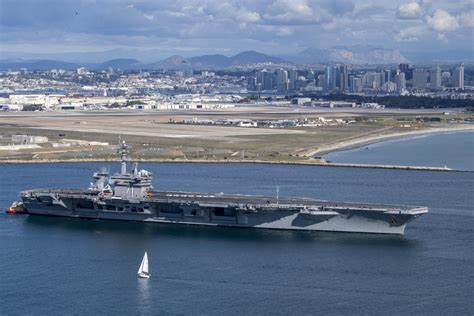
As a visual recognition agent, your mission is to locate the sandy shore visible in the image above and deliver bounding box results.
[308,125,474,157]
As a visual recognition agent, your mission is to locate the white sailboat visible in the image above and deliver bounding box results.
[137,252,150,278]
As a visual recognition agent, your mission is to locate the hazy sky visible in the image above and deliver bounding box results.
[0,0,473,58]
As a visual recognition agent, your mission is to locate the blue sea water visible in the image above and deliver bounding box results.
[1,134,473,315]
[324,131,474,171]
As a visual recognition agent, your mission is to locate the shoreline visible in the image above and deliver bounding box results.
[1,125,472,173]
[309,125,474,157]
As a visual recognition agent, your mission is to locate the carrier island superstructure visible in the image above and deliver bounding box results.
[20,141,428,235]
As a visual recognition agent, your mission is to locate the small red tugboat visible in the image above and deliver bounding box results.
[5,201,28,214]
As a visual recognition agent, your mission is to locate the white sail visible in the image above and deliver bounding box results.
[142,252,149,274]
[138,252,149,275]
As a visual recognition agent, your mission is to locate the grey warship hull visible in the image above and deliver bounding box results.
[21,189,427,235]
[18,141,428,235]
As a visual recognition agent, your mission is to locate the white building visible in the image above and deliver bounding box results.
[430,66,441,90]
[395,72,406,93]
[453,64,464,90]
[238,120,257,127]
[312,101,356,108]
[9,94,64,108]
[361,102,385,109]
[12,135,49,144]
[291,97,311,105]
[76,67,89,75]
[350,77,362,93]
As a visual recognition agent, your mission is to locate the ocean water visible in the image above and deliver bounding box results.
[324,131,474,171]
[1,158,473,313]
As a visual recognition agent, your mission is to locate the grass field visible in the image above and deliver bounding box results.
[0,108,470,163]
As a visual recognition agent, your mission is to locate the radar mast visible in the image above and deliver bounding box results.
[119,140,129,174]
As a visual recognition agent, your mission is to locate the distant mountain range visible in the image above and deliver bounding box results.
[0,58,147,71]
[288,46,409,65]
[0,47,412,71]
[150,51,287,69]
[0,51,289,71]
[96,58,144,70]
[0,59,81,71]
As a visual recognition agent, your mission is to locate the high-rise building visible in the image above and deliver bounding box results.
[348,74,354,91]
[318,74,326,89]
[288,69,298,91]
[441,71,451,85]
[372,73,383,90]
[430,66,441,90]
[377,71,385,89]
[365,72,383,90]
[395,72,406,93]
[398,63,413,80]
[338,65,348,91]
[276,69,289,92]
[413,69,427,89]
[398,63,409,74]
[295,76,308,90]
[384,70,392,83]
[326,66,337,90]
[257,70,265,90]
[453,63,464,89]
[264,72,274,90]
[257,70,275,91]
[350,77,362,93]
[247,77,257,91]
[325,66,331,89]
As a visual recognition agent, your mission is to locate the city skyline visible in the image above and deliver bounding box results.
[0,0,473,62]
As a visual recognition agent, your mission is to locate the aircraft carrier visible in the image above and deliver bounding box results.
[20,141,428,235]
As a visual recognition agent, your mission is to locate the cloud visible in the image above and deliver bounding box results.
[322,0,355,16]
[0,0,473,59]
[397,2,423,19]
[458,10,474,28]
[425,9,459,33]
[236,10,261,24]
[395,4,473,42]
[275,0,312,15]
[395,25,425,41]
[262,0,325,25]
[276,26,294,36]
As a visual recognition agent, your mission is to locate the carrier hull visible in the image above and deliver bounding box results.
[21,190,427,235]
